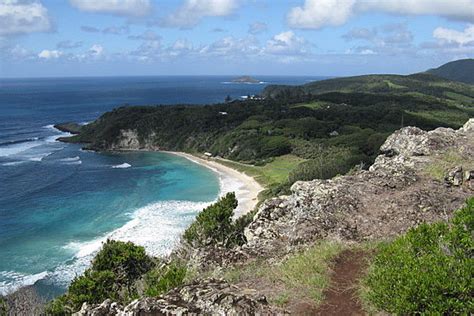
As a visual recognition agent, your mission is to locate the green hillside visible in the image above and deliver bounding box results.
[426,59,474,84]
[262,73,474,105]
[67,73,473,197]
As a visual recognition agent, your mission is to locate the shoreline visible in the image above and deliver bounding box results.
[1,148,264,299]
[162,151,264,217]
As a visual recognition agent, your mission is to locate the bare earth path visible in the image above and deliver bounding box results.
[315,250,368,316]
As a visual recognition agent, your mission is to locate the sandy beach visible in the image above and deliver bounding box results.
[163,151,263,217]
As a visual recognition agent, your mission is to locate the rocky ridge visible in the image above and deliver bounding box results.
[74,119,474,315]
[74,279,283,316]
[243,119,473,256]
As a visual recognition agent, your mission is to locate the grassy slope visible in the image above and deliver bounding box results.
[222,240,345,309]
[216,155,305,187]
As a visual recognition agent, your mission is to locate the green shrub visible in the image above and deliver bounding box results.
[92,239,153,284]
[288,147,364,183]
[261,136,291,157]
[363,198,474,315]
[145,261,187,297]
[68,270,117,307]
[44,295,72,316]
[183,192,254,247]
[45,240,154,314]
[184,193,238,247]
[0,297,7,316]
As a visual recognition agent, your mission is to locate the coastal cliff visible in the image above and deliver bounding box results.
[71,119,473,315]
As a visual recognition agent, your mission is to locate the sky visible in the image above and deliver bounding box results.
[0,0,473,78]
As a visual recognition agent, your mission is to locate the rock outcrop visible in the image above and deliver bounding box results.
[74,279,284,315]
[243,119,474,257]
[108,130,160,151]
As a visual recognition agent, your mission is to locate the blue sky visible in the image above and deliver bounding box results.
[1,0,473,77]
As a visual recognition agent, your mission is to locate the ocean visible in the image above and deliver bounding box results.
[0,75,325,297]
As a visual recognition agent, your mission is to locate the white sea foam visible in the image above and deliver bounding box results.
[0,270,48,296]
[65,160,82,165]
[112,163,131,169]
[0,199,212,293]
[46,199,212,288]
[1,161,26,166]
[60,156,80,162]
[45,132,71,143]
[42,124,55,130]
[0,124,69,159]
[0,139,44,157]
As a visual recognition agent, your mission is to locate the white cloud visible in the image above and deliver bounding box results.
[89,44,104,57]
[3,44,35,60]
[164,0,238,28]
[288,0,474,29]
[358,0,474,22]
[288,0,355,29]
[69,0,152,16]
[265,31,310,56]
[199,36,260,57]
[38,49,62,59]
[0,0,52,36]
[433,24,474,45]
[248,22,267,35]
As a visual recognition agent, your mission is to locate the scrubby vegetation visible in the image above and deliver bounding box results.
[184,192,250,247]
[223,240,344,307]
[45,240,155,315]
[362,198,474,315]
[0,297,6,316]
[144,261,187,297]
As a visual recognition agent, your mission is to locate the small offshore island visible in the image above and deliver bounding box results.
[2,59,474,315]
[231,76,262,84]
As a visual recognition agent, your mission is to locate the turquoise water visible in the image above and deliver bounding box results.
[0,144,219,296]
[0,75,324,296]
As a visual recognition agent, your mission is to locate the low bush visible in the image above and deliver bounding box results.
[183,192,252,248]
[288,146,364,183]
[45,240,154,315]
[144,261,187,297]
[363,198,474,315]
[92,239,153,285]
[184,193,237,247]
[67,270,117,307]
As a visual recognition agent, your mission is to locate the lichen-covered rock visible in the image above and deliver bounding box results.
[74,279,285,315]
[244,120,474,257]
[445,166,464,186]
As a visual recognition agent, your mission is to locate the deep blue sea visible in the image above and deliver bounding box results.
[0,75,324,297]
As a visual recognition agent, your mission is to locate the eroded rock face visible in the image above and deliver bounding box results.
[74,279,284,315]
[109,129,160,151]
[244,119,474,256]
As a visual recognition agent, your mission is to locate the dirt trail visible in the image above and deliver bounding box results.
[315,250,368,316]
